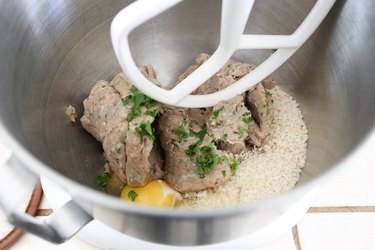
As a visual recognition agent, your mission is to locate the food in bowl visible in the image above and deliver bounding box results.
[78,54,308,209]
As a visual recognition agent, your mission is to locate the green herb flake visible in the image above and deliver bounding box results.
[185,123,208,157]
[272,49,278,53]
[229,158,240,176]
[264,90,272,97]
[184,116,191,125]
[127,190,138,202]
[145,109,158,118]
[135,121,156,141]
[220,155,229,163]
[189,123,208,142]
[193,145,222,178]
[185,142,199,156]
[174,124,189,140]
[95,172,111,188]
[145,99,158,109]
[212,106,224,118]
[121,96,131,105]
[122,86,157,121]
[239,126,248,138]
[222,133,228,142]
[242,115,253,124]
[127,109,141,121]
[221,170,227,177]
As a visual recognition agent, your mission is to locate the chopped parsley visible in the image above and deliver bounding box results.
[239,126,248,138]
[145,109,158,118]
[175,117,194,140]
[242,114,253,124]
[174,124,189,140]
[264,90,272,97]
[193,145,222,178]
[184,124,208,156]
[127,190,138,202]
[145,100,157,109]
[222,133,228,142]
[185,141,199,156]
[189,123,208,141]
[181,123,237,178]
[95,172,111,188]
[272,48,278,53]
[122,86,158,121]
[229,158,241,176]
[135,121,156,141]
[263,90,273,115]
[221,170,227,177]
[212,106,224,118]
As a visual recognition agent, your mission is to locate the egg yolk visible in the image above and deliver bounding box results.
[120,179,181,208]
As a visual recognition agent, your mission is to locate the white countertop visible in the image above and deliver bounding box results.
[2,132,375,250]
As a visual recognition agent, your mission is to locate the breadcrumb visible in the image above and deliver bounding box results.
[177,86,308,209]
[65,105,77,123]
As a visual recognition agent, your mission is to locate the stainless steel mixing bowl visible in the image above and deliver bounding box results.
[0,0,374,246]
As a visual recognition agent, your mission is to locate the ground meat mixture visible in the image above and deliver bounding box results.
[80,53,308,208]
[81,66,163,187]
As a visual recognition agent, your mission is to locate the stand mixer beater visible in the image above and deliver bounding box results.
[111,0,336,108]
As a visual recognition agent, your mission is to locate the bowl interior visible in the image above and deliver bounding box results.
[0,0,374,193]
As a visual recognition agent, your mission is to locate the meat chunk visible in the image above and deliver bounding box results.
[157,54,258,193]
[261,77,276,90]
[177,53,210,83]
[186,108,212,127]
[81,80,130,181]
[82,53,276,193]
[209,96,249,154]
[246,82,275,147]
[179,53,255,127]
[157,54,277,193]
[178,53,255,94]
[81,80,120,142]
[81,67,163,186]
[125,109,162,186]
[158,105,231,193]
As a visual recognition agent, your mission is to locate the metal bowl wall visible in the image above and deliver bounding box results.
[0,0,374,245]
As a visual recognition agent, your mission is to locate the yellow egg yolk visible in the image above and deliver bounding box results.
[120,179,181,208]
